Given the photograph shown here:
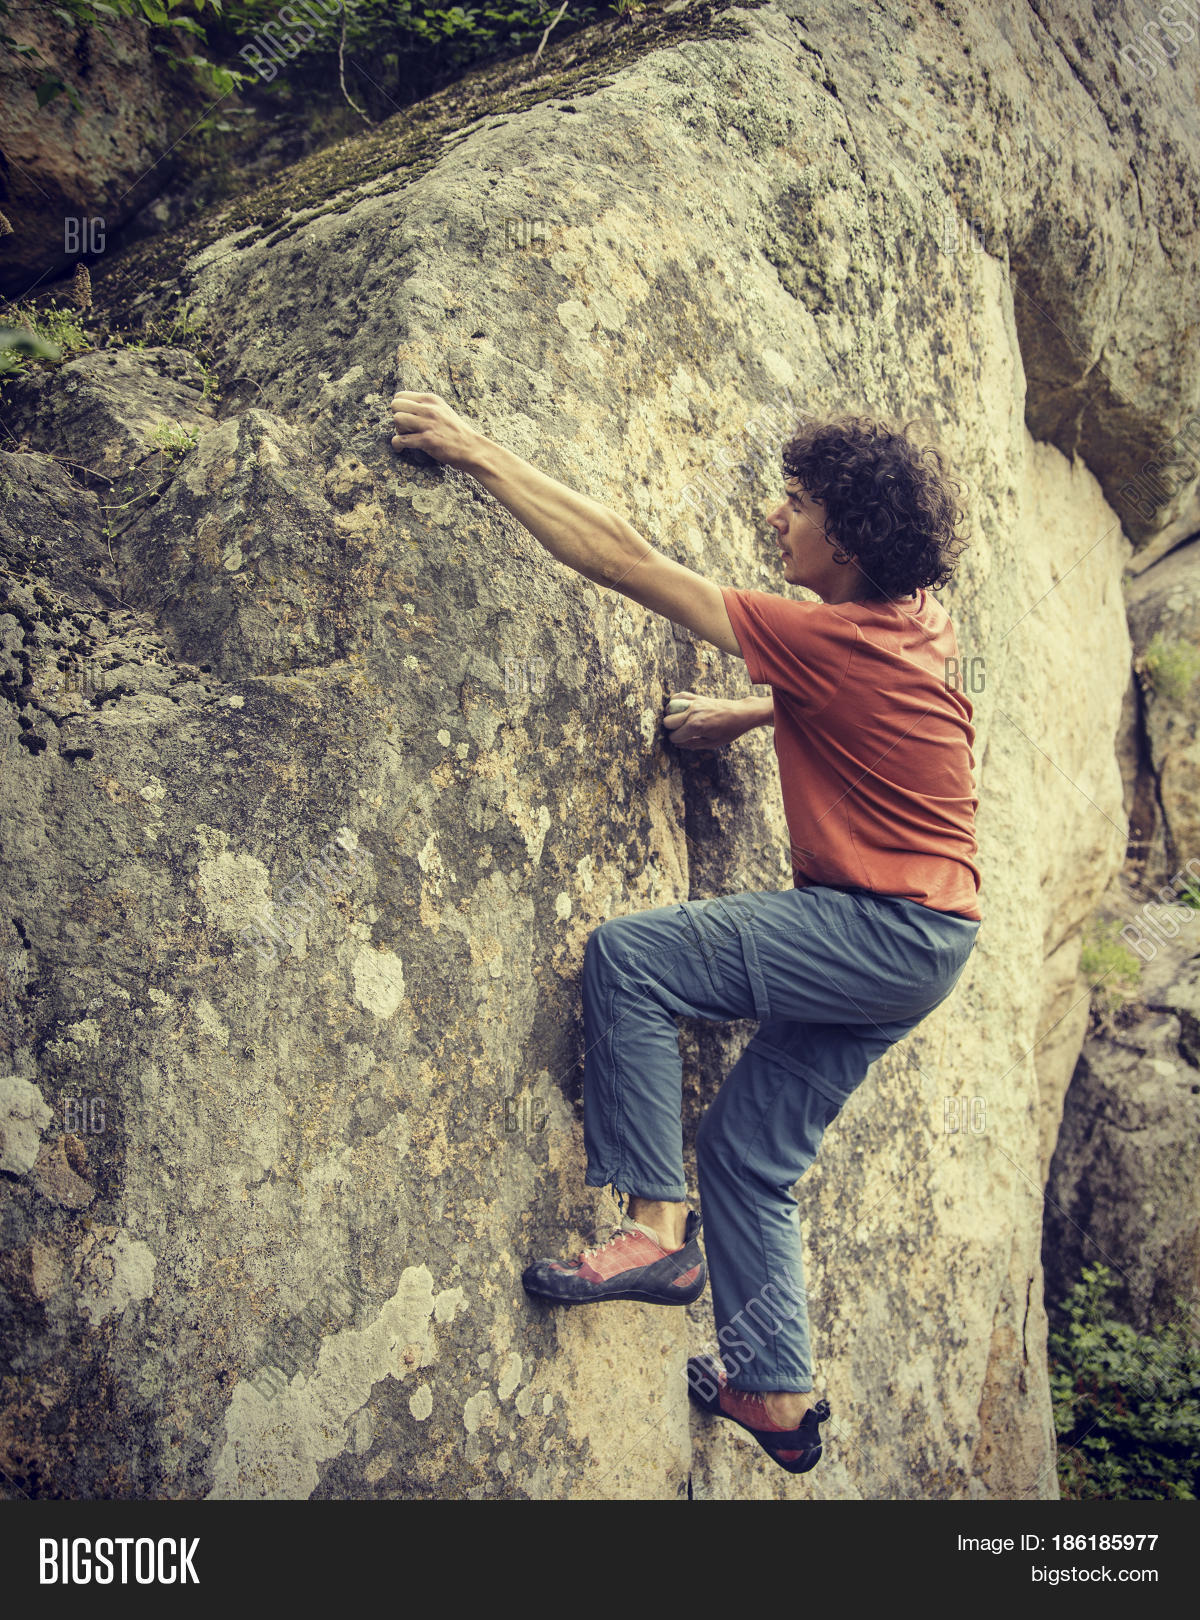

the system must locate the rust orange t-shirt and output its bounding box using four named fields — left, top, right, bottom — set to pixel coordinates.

left=719, top=584, right=982, bottom=920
